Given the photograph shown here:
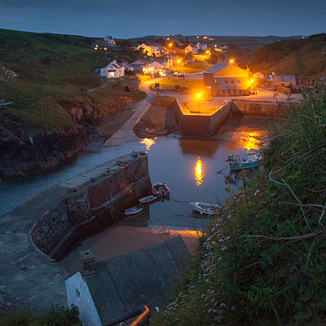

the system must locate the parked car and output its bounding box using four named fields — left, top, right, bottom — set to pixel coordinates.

left=205, top=95, right=213, bottom=101
left=178, top=71, right=185, bottom=78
